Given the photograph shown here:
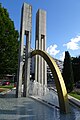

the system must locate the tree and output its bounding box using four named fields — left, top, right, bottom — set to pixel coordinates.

left=62, top=51, right=74, bottom=92
left=0, top=4, right=19, bottom=77
left=72, top=56, right=80, bottom=83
